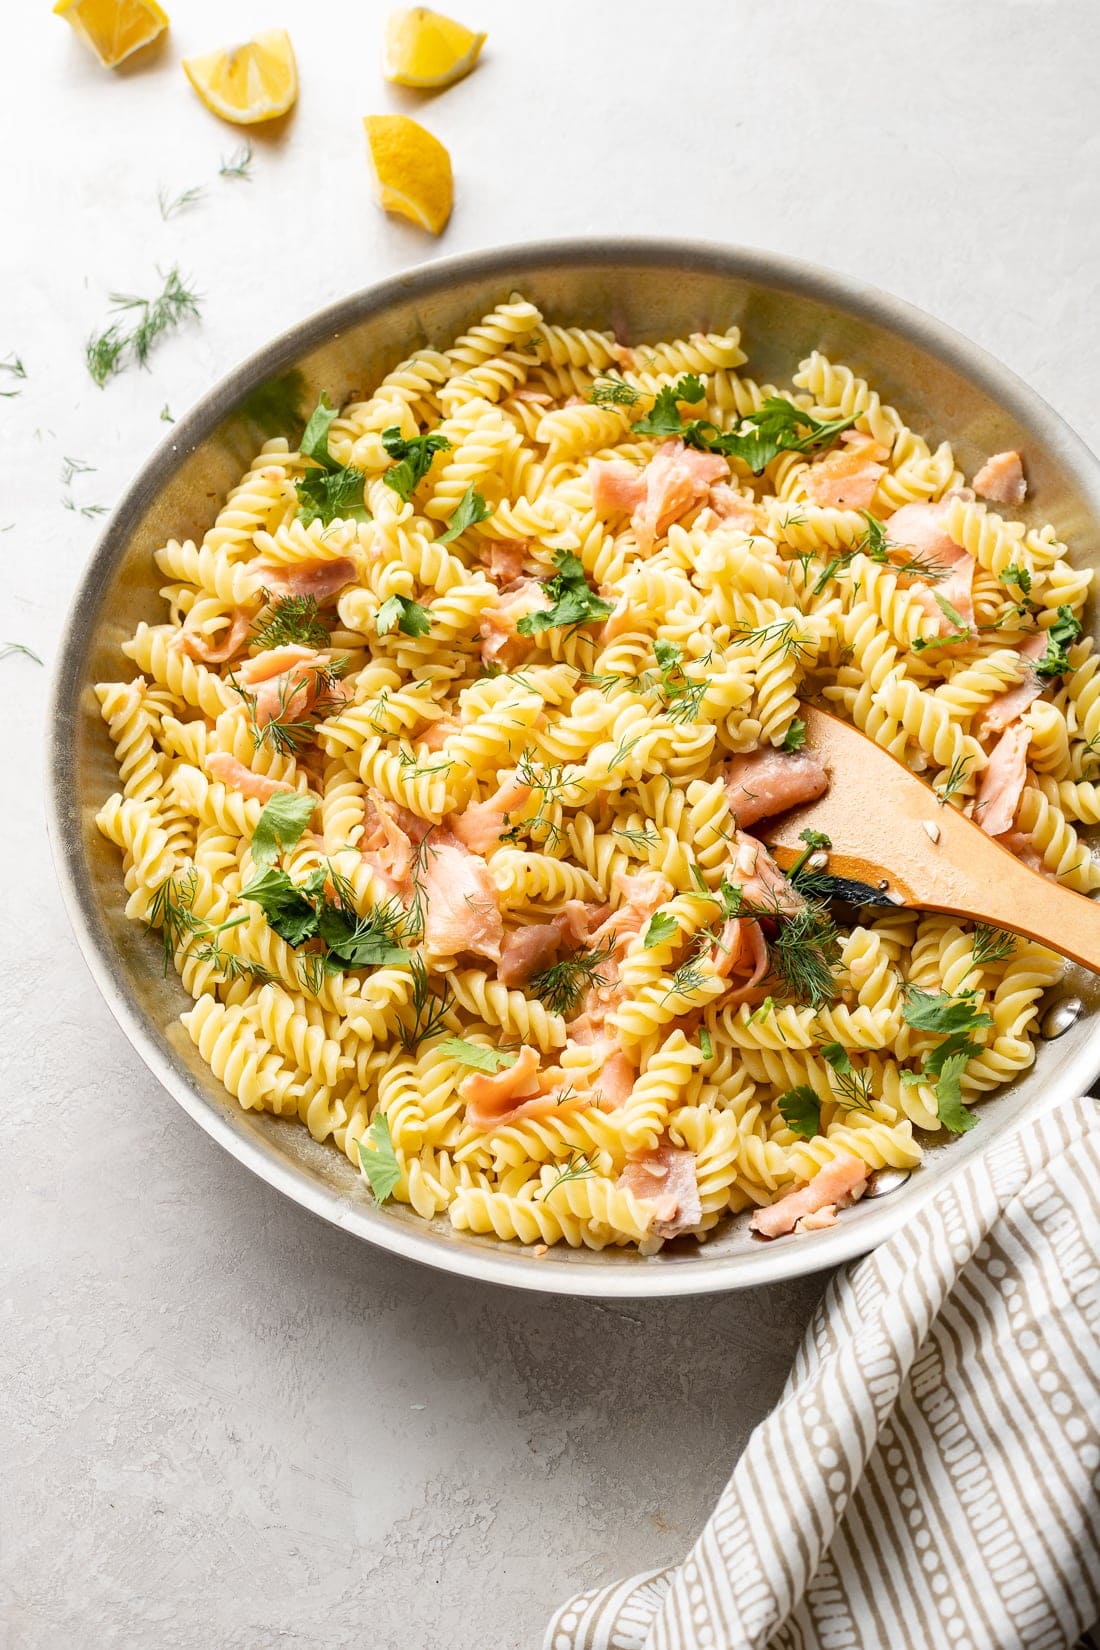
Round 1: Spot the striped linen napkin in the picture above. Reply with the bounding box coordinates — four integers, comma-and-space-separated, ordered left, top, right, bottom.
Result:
545, 1094, 1100, 1650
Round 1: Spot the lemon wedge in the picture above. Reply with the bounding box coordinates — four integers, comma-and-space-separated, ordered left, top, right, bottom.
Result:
182, 28, 298, 125
382, 6, 486, 89
53, 0, 168, 68
364, 114, 454, 236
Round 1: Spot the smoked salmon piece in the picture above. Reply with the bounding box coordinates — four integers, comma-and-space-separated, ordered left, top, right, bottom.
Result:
478, 579, 545, 668
460, 1045, 542, 1129
750, 1152, 868, 1238
450, 773, 533, 854
361, 790, 416, 893
723, 748, 829, 828
174, 609, 252, 665
236, 644, 334, 727
205, 752, 295, 803
590, 439, 729, 552
885, 501, 977, 631
497, 900, 596, 988
420, 833, 504, 961
973, 450, 1026, 505
255, 557, 356, 602
803, 432, 890, 510
975, 722, 1031, 839
618, 1146, 702, 1239
978, 634, 1047, 738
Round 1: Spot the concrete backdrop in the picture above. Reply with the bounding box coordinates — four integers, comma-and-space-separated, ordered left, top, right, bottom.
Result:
4, 3, 1099, 1645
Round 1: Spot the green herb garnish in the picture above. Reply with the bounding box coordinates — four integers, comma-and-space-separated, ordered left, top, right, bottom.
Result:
218, 142, 254, 181
86, 267, 201, 386
251, 791, 315, 871
157, 185, 204, 221
376, 594, 432, 639
437, 1038, 518, 1073
820, 1041, 874, 1111
252, 591, 332, 652
381, 427, 452, 502
644, 911, 678, 949
781, 718, 807, 753
778, 1084, 821, 1140
438, 485, 491, 542
0, 641, 43, 665
970, 923, 1016, 970
633, 378, 858, 475
530, 942, 611, 1017
358, 1113, 402, 1203
516, 549, 615, 635
588, 376, 640, 407
1035, 605, 1083, 680
294, 394, 369, 528
0, 354, 27, 398
539, 1151, 596, 1199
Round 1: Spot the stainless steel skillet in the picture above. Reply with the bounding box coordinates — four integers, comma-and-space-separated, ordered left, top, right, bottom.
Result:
46, 239, 1100, 1297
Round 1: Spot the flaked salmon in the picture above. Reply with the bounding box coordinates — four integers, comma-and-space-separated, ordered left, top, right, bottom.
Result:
420, 832, 503, 961
978, 634, 1047, 737
174, 609, 252, 665
460, 1045, 542, 1129
255, 557, 356, 602
450, 773, 533, 854
206, 751, 295, 802
361, 790, 416, 893
618, 1145, 702, 1239
236, 644, 333, 727
497, 899, 595, 988
591, 439, 729, 552
723, 747, 829, 828
976, 722, 1031, 838
478, 578, 544, 668
750, 1152, 868, 1238
886, 501, 977, 631
973, 450, 1026, 506
804, 432, 890, 510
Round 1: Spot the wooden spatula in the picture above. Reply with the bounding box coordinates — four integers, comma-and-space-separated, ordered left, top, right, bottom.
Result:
766, 705, 1100, 972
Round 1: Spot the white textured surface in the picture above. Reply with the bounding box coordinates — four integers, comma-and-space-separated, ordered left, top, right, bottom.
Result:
3, 4, 1099, 1647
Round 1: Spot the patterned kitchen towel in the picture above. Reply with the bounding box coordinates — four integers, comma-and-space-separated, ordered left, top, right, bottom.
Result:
545, 1094, 1100, 1650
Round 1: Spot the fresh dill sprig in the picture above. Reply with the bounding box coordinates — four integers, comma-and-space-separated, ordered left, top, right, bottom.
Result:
1, 641, 43, 665
147, 868, 250, 978
970, 923, 1016, 970
404, 829, 438, 944
732, 616, 816, 663
738, 889, 840, 1010
218, 142, 254, 181
820, 1042, 875, 1111
530, 943, 612, 1018
581, 669, 626, 696
230, 657, 348, 756
587, 376, 639, 408
0, 354, 27, 398
86, 267, 201, 386
85, 327, 127, 388
501, 750, 573, 848
398, 954, 454, 1052
157, 184, 205, 221
661, 958, 709, 1004
395, 744, 452, 778
62, 497, 107, 518
159, 404, 174, 423
606, 732, 642, 773
538, 1151, 596, 1198
252, 591, 332, 652
613, 823, 660, 849
935, 754, 972, 806
60, 456, 94, 486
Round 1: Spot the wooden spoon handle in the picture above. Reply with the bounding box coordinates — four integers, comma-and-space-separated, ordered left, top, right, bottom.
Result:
766, 707, 1100, 972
